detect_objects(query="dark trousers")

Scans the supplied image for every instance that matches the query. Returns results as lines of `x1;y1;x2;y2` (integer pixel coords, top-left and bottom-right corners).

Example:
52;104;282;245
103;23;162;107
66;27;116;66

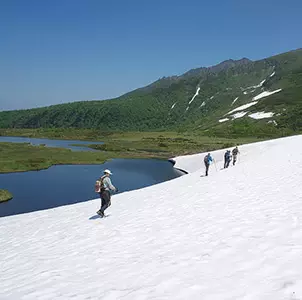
204;162;209;176
99;190;111;213
224;159;230;168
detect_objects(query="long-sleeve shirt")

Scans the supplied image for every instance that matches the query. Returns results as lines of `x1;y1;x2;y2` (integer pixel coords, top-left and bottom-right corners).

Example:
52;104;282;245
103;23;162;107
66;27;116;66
102;176;116;191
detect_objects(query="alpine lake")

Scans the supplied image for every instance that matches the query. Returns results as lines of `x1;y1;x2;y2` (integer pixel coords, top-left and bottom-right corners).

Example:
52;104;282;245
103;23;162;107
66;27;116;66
0;136;183;217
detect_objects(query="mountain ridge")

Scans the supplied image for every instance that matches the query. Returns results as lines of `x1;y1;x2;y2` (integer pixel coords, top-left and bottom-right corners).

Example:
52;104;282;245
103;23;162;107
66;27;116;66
0;48;301;137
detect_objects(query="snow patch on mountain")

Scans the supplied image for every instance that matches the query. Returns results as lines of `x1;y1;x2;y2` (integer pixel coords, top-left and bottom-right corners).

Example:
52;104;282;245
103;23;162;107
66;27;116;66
232;111;248;119
258;79;266;87
243;79;266;91
270;71;276;77
188;87;201;105
244;89;256;95
268;120;278;126
219;118;229;123
231;97;239;106
199;101;206;108
227;101;258;115
171;102;177;110
252;89;282;101
249;111;275;119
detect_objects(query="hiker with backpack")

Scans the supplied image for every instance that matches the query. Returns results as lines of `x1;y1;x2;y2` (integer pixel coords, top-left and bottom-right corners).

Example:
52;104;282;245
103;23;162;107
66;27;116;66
95;169;118;217
204;153;213;176
232;146;240;166
224;150;232;169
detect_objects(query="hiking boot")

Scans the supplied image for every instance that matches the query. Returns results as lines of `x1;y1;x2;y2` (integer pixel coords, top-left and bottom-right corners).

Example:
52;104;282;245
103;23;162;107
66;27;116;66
97;210;104;217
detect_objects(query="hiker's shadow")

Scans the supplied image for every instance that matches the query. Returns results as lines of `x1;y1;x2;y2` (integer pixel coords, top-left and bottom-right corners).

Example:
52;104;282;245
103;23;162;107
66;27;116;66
89;214;100;220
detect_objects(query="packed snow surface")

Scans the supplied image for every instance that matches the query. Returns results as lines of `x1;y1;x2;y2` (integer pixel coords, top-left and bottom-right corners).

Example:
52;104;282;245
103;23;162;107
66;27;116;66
253;89;282;101
1;135;302;300
227;101;258;115
249;111;275;119
188;87;200;105
270;71;276;77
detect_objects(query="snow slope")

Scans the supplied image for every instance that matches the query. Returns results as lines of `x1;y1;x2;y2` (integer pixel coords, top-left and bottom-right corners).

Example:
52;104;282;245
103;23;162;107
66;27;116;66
1;135;302;300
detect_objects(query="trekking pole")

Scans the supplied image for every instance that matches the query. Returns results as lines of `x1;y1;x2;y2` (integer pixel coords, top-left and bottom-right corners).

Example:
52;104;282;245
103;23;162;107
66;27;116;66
214;159;217;172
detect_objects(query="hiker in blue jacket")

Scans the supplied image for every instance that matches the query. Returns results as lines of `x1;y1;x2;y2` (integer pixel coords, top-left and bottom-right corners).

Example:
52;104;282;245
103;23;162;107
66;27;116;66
224;150;232;169
204;153;213;176
97;169;118;217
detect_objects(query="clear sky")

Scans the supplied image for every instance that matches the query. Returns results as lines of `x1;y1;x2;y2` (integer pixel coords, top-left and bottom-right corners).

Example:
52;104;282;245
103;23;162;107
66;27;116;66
0;0;301;111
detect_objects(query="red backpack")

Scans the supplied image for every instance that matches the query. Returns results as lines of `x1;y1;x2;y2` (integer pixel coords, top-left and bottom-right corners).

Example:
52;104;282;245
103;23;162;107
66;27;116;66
95;176;106;193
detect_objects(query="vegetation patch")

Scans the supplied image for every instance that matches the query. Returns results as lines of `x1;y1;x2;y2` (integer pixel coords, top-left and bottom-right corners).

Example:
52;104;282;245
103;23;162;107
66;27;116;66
0;141;115;173
0;129;261;173
0;189;13;202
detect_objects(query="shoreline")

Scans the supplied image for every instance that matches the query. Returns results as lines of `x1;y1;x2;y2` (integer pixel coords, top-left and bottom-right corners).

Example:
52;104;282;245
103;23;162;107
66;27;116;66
167;158;189;174
0;157;170;175
0;129;261;174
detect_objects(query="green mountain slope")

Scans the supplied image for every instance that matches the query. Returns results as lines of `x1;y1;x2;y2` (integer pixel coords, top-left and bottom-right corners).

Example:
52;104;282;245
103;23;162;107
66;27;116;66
0;48;301;136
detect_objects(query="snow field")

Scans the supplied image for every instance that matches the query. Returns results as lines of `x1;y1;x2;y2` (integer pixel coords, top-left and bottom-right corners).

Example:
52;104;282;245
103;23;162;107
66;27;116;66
1;135;302;300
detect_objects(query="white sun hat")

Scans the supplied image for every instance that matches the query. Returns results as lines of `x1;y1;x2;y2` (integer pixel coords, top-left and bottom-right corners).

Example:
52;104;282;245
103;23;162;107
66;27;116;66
103;169;112;175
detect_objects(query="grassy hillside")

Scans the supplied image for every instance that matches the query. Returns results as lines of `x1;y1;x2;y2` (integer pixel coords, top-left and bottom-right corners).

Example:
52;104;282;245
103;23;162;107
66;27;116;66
0;48;301;136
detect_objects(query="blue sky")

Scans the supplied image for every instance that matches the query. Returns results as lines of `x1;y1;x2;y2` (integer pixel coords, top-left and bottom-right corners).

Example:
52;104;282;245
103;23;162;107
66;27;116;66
0;0;301;111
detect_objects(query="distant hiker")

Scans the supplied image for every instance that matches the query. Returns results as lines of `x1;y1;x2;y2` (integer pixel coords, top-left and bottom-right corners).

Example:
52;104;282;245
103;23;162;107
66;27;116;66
204;153;213;176
224;150;232;169
95;169;118;217
232;146;240;166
